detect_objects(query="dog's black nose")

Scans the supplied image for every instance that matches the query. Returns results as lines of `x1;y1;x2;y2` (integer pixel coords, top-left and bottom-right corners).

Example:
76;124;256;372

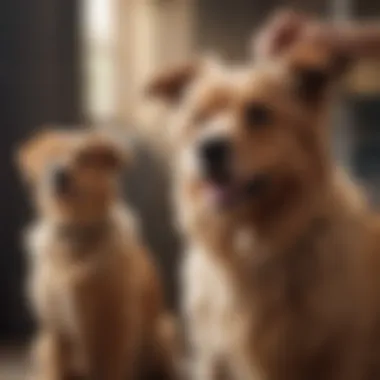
199;138;230;182
52;166;70;194
200;138;230;165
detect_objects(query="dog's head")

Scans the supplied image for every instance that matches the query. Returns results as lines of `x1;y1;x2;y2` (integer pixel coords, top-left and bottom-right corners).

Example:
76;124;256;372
16;129;128;224
146;21;351;225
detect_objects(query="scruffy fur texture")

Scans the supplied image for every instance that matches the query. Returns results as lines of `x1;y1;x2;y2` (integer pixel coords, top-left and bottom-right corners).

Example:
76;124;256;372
17;130;177;380
146;17;380;380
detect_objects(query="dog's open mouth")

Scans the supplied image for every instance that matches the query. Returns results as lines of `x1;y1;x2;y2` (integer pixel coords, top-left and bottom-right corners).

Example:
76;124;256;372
204;173;269;208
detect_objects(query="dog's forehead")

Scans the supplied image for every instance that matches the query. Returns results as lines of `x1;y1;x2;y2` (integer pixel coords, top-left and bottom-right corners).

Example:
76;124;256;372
236;64;287;99
30;131;92;167
75;133;117;155
191;62;287;107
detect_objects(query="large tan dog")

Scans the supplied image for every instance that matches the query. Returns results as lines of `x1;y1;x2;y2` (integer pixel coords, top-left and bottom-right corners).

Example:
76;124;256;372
146;14;380;380
17;129;176;380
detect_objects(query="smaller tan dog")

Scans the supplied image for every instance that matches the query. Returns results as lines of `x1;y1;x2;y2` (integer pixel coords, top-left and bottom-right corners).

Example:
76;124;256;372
17;129;176;380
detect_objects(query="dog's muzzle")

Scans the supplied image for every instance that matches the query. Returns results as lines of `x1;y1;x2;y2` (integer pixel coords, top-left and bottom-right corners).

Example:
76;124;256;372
199;137;231;184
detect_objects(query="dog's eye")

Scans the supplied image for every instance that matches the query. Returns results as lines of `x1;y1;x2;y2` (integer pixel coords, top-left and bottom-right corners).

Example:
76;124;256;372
244;102;273;129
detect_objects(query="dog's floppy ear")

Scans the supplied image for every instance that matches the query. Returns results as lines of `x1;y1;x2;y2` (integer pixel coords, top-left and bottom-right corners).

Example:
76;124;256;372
252;10;307;60
15;129;68;184
284;33;352;103
145;61;200;105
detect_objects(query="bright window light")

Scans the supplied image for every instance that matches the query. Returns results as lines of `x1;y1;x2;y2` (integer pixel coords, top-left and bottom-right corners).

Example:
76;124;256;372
82;0;117;122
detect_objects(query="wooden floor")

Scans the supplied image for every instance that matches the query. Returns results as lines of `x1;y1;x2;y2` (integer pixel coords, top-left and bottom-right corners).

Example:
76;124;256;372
0;345;29;380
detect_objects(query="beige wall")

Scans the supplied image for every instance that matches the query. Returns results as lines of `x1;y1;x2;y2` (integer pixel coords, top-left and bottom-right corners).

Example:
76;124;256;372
116;0;194;124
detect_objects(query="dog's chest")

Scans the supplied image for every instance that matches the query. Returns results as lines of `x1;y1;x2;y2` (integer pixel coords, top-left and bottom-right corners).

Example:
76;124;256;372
182;247;248;353
33;246;99;336
27;224;128;336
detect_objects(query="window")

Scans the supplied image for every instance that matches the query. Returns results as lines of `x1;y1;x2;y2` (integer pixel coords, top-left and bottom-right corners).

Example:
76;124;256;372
81;0;194;124
82;0;117;122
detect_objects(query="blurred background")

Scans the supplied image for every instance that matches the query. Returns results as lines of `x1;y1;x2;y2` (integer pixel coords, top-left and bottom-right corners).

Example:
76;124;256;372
1;0;380;377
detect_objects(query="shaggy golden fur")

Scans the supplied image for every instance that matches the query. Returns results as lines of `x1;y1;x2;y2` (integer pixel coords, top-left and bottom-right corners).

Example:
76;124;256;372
146;14;380;380
17;129;177;380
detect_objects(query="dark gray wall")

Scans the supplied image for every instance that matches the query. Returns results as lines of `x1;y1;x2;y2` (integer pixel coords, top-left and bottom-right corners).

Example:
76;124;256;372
350;97;380;205
0;0;81;340
126;147;180;310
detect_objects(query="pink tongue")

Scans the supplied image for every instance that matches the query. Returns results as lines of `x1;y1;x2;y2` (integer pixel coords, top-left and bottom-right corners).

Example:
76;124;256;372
205;184;234;206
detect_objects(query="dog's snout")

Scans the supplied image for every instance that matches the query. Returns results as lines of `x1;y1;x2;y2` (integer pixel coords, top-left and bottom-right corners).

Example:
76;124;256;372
200;138;230;166
52;166;71;194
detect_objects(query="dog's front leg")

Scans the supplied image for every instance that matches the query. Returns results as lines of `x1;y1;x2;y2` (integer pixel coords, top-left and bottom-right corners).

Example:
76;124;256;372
84;338;134;380
76;310;135;380
30;330;70;380
192;351;228;380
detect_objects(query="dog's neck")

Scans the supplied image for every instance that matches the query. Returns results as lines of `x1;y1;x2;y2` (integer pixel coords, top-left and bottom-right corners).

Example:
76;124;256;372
251;182;330;253
253;167;367;252
54;218;112;251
